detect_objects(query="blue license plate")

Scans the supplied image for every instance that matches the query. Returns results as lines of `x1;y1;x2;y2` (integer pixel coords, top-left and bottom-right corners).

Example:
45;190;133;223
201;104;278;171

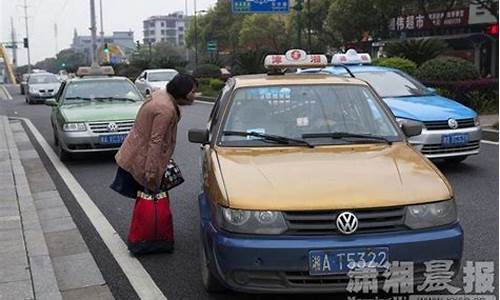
308;248;389;275
99;134;126;145
441;133;469;147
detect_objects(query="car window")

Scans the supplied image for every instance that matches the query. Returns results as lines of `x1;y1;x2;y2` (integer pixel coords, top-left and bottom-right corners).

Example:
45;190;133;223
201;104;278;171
148;71;178;82
28;74;59;84
354;71;431;98
220;84;399;146
62;80;142;103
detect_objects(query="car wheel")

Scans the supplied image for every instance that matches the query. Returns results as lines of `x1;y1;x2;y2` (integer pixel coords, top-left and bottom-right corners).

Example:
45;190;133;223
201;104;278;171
199;235;226;293
57;142;71;161
20;87;24;95
53;130;59;146
444;156;467;164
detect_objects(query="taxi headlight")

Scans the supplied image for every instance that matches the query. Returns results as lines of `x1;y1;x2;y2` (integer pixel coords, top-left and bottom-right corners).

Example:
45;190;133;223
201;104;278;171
395;117;424;129
216;206;287;235
404;200;457;229
63;123;87;132
474;116;480;127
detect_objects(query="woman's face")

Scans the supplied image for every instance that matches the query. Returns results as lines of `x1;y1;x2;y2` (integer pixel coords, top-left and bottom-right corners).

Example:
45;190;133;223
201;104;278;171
185;86;196;103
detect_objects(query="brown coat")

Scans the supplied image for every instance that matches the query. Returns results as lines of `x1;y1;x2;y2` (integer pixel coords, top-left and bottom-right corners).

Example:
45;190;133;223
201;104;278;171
115;90;179;190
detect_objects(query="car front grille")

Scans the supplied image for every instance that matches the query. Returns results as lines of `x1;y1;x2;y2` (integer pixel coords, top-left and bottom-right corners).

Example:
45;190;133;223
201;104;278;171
423;118;475;130
88;120;134;134
421;141;480;155
283;206;406;235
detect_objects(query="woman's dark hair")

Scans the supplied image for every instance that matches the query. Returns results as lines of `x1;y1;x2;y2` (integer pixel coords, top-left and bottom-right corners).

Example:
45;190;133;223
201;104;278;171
166;74;197;100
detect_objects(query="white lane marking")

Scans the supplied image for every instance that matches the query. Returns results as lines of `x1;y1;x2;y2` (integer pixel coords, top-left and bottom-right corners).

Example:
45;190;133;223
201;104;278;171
15;117;168;300
481;140;499;145
194;100;214;105
0;85;13;100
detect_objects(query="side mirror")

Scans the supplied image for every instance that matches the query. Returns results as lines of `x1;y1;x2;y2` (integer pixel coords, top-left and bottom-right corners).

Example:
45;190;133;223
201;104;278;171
45;98;57;106
188;128;209;144
401;120;423;137
426;87;437;94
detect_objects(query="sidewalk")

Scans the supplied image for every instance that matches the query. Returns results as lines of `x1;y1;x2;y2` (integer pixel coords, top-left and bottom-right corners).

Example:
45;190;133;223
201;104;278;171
0;116;113;300
479;114;499;142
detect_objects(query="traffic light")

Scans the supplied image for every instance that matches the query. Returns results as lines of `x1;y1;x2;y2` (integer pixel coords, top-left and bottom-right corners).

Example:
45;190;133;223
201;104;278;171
485;23;499;36
103;43;109;53
23;38;29;48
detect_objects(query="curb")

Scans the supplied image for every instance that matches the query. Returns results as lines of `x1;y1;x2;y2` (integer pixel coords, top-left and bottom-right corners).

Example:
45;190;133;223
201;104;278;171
2;116;63;300
195;96;216;103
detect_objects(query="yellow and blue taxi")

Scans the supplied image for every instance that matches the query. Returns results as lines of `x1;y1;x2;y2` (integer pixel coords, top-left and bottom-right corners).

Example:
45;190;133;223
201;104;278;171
188;50;462;293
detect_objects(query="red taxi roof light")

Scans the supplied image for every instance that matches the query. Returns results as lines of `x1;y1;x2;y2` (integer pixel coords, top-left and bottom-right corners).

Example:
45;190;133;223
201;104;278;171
332;49;372;65
264;49;328;73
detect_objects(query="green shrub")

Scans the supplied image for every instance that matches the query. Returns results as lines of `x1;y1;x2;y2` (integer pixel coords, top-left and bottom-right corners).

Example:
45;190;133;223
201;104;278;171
209;78;225;91
375;57;417;75
416;56;480;82
194;64;221;78
384;38;448;66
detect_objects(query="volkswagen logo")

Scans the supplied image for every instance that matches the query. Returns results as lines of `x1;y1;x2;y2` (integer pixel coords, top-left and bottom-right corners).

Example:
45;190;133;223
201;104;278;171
448;118;459;129
107;122;118;132
336;212;359;235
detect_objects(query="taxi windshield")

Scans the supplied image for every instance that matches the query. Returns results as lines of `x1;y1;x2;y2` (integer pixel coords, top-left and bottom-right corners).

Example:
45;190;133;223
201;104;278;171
28;74;59;84
220;84;400;146
354;71;432;98
148;71;178;82
63;80;142;103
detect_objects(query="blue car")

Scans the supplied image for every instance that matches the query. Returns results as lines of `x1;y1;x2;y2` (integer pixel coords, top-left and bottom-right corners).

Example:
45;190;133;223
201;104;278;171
302;50;481;163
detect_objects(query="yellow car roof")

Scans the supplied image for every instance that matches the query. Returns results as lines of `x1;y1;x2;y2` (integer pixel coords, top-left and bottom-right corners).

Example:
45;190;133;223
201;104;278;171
232;73;369;89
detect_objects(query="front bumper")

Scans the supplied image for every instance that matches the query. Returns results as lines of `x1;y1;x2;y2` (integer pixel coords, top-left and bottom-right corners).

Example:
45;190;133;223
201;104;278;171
28;93;55;102
409;126;481;159
59;130;128;153
202;217;463;293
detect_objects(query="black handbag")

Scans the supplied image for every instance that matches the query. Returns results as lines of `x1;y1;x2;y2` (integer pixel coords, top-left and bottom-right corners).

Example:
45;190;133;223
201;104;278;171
163;159;184;190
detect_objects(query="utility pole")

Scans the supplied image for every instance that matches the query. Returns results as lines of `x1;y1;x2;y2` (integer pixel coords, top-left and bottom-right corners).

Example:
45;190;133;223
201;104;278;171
185;0;189;62
10;17;17;67
89;0;98;66
307;0;312;53
293;0;303;49
194;0;198;70
54;23;58;54
22;0;32;73
99;0;104;46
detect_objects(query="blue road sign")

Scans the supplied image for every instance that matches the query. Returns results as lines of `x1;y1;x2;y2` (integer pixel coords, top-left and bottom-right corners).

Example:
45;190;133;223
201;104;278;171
232;0;289;14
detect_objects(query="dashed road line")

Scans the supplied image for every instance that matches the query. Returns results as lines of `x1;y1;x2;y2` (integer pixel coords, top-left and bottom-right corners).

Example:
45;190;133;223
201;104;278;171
14;117;168;300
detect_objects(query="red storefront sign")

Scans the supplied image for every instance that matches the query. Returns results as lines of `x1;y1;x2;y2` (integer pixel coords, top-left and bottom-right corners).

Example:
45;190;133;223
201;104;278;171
389;8;469;31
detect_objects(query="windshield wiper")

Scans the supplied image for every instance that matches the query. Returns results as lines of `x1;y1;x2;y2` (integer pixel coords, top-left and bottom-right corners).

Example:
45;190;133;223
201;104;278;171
64;97;91;101
223;131;315;148
93;97;137;102
302;132;392;144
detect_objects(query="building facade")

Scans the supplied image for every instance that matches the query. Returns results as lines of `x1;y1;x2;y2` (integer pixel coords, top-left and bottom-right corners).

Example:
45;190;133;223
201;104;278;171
142;12;187;46
71;30;135;64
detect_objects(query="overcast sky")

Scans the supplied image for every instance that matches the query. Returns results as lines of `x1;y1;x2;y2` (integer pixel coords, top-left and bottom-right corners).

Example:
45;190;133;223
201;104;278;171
1;0;217;66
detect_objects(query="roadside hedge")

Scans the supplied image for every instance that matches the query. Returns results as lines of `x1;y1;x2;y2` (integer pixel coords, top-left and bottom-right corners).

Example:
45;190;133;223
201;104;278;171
193;64;222;78
416;56;480;81
423;79;498;113
374;57;417;75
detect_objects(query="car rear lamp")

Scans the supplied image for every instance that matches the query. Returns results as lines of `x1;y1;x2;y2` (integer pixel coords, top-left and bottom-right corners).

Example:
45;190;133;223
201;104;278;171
332;49;372;65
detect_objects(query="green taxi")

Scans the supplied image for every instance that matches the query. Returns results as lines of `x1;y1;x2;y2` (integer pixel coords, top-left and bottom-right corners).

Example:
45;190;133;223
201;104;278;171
46;66;143;160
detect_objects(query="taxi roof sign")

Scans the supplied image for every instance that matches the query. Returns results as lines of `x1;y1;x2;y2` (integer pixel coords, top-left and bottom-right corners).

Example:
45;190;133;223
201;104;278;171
331;49;372;65
76;66;115;77
264;49;328;71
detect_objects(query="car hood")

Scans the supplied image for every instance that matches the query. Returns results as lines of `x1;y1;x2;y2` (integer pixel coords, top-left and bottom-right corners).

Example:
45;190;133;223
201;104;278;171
60;101;142;122
29;83;60;91
384;95;476;121
215;143;451;211
149;81;169;88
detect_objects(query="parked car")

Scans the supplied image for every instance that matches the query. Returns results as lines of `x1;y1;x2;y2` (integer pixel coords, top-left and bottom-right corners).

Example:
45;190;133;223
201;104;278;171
25;73;61;104
188;50;462;294
46;66;143;161
134;68;178;96
301;49;481;163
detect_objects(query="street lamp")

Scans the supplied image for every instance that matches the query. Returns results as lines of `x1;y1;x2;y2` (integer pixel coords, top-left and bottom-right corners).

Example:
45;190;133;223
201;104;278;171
194;7;207;71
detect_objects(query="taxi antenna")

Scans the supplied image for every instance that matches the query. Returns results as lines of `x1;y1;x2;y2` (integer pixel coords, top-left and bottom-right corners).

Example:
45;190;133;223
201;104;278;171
336;64;356;78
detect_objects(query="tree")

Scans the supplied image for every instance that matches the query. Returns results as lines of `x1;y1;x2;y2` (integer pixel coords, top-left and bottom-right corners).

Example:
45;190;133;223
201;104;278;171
151;42;187;70
384;38;449;66
56;49;86;73
239;15;289;52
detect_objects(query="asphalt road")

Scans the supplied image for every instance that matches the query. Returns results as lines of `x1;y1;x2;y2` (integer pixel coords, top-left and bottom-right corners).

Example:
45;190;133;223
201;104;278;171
1;84;498;300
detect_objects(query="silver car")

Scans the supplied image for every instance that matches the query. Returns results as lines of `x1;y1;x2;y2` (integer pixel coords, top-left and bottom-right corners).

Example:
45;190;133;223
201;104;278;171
134;69;178;96
25;73;61;104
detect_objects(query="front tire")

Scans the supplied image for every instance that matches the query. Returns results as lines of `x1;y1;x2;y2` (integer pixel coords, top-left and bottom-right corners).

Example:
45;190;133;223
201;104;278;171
199;235;225;293
57;142;71;161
